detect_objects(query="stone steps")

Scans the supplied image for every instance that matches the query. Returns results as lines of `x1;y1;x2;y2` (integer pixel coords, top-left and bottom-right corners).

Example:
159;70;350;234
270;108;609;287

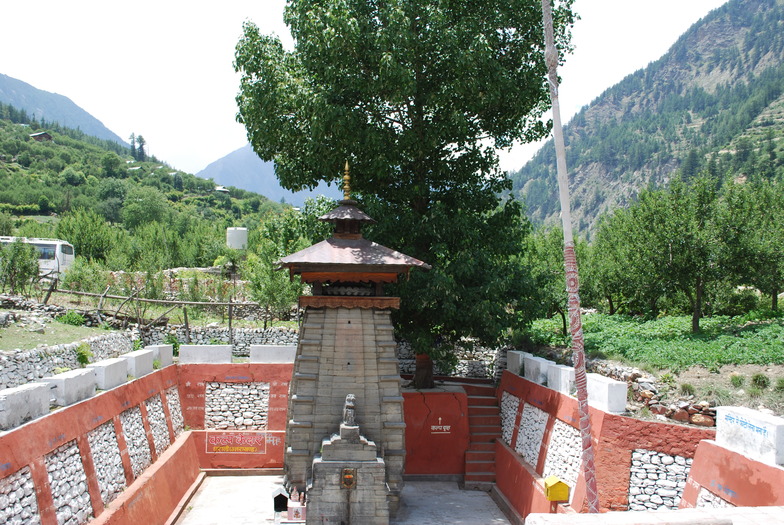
463;385;501;488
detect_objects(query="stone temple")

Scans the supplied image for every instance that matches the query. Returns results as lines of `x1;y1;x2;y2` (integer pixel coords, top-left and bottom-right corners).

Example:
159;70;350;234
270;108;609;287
277;168;430;524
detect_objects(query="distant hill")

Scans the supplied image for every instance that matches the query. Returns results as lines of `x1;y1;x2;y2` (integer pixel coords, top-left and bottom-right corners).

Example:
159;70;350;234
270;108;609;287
196;143;341;207
511;0;784;237
0;73;127;146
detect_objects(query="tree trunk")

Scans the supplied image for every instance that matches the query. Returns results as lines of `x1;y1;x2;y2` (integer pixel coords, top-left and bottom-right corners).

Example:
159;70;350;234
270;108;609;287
557;307;567;336
772;287;779;311
692;278;703;333
606;295;615;315
413;353;435;389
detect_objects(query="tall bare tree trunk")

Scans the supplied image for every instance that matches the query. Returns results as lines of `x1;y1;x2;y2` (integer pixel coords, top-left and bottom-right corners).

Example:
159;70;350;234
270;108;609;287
541;0;600;513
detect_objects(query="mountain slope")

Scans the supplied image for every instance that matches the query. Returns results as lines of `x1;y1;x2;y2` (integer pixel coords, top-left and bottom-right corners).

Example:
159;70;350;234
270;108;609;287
0;73;127;146
511;0;784;236
196;144;341;207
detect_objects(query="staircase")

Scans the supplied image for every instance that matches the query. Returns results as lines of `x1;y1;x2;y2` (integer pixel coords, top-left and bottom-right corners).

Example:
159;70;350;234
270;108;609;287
461;381;501;491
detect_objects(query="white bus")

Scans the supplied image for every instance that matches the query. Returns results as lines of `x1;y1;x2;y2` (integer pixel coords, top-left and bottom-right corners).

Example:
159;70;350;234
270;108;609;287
0;237;76;277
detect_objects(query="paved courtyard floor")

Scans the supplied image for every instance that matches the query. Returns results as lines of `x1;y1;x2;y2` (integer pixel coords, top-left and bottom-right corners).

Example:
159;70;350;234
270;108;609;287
174;475;510;525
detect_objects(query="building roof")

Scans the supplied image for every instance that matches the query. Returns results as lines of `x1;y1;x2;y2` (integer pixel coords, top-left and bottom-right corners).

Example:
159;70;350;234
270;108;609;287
278;236;430;275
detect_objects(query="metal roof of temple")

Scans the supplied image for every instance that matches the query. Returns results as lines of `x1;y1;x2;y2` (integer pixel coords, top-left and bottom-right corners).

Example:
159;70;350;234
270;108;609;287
277;236;431;273
318;199;376;223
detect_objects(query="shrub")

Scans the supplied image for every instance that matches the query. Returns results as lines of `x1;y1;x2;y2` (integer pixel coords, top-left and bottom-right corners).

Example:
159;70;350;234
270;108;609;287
75;343;93;367
747;386;763;399
751;373;770;389
163;333;180;356
56;311;86;326
679;383;695;396
775;378;784;393
730;374;744;388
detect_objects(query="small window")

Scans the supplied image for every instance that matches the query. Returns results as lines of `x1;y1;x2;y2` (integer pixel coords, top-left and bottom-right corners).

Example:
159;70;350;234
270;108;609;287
36;244;56;260
61;244;74;255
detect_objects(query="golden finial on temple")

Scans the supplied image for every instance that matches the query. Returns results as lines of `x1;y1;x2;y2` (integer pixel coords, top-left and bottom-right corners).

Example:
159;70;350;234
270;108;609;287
343;160;351;200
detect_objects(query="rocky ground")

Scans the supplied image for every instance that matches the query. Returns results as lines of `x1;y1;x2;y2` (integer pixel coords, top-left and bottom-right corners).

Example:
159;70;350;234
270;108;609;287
536;344;784;426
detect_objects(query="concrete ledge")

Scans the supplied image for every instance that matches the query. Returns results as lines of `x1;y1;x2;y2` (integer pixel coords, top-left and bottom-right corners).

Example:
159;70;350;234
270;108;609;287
587;373;627;414
523;355;552;385
179;345;233;364
87;357;128;390
547;364;575;395
506;351;531;376
0;382;50;430
120;349;155;378
145;344;174;368
39;368;96;406
249;345;296;363
716;406;784;466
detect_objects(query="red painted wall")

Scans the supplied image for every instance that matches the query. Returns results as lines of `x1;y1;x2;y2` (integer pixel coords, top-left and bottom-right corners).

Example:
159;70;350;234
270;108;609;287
403;389;470;475
90;433;200;525
681;439;784;508
494;371;715;517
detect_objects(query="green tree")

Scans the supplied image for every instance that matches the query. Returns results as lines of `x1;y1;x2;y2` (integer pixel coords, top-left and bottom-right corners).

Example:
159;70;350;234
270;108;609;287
55;208;116;262
0;239;38;295
0;211;14;236
719;180;784;310
245;238;307;329
121;186;171;230
235;0;573;386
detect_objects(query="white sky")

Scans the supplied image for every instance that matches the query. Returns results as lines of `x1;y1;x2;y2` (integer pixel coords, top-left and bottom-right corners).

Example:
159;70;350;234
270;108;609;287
0;0;727;175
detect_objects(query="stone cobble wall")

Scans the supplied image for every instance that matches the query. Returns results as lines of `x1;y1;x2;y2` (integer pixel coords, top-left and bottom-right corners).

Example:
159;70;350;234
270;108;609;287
628;449;692;511
142;326;297;355
86;421;125;505
144;394;170;457
396;341;507;381
120;406;151;479
696;487;735;508
500;391;520;445
0;333;134;390
0;465;40;525
515;403;549;467
166;387;184;435
543;419;581;490
204;382;270;430
45;440;92;525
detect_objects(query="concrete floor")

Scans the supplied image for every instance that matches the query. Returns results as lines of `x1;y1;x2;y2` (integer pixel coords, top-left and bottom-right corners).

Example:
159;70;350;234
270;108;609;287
174;476;511;525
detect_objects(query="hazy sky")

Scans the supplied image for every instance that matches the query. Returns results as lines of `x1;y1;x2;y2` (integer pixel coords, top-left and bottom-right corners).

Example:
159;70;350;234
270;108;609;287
1;0;727;175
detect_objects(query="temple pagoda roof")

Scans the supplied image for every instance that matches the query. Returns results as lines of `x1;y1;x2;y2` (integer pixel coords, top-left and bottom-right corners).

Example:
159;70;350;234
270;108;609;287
278;236;430;275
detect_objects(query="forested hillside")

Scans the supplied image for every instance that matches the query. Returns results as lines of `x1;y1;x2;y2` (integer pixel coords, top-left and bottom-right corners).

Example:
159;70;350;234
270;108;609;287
0;102;287;272
512;0;784;236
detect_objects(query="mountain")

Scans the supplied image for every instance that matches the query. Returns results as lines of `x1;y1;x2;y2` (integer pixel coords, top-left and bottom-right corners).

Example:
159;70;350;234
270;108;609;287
196;143;341;207
0;73;127;146
511;0;784;237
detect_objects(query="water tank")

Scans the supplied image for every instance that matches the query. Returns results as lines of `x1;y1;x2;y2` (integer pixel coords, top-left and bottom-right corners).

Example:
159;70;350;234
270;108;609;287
226;227;248;250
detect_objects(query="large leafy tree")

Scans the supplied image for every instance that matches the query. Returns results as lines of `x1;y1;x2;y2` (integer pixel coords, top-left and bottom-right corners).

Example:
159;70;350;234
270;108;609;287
235;0;574;384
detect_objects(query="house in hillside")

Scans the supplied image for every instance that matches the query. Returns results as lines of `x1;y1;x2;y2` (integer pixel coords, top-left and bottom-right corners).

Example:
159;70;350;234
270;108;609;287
29;131;52;142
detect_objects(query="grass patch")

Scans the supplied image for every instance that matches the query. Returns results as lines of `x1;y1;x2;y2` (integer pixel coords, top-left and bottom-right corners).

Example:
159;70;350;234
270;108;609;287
0;323;108;351
527;314;784;370
751;373;771;389
730;374;745;388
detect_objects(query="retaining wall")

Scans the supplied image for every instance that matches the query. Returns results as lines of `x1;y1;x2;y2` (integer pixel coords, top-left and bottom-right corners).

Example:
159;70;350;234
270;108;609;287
494;371;715;519
0;333;134;390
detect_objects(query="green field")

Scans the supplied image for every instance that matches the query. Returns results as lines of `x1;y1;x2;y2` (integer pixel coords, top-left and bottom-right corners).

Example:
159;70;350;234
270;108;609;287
528;312;784;372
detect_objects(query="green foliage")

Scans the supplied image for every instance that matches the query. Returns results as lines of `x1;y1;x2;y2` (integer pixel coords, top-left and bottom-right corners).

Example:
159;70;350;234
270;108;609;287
235;0;574;359
75;343;93;367
679;383;695;396
57;311;86;326
244;238;306;329
0;238;38;294
61;257;110;293
747;386;763;399
0;211;13;235
730;374;745;388
530;313;784;371
751;373;770;389
775;378;784;393
163;333;180;356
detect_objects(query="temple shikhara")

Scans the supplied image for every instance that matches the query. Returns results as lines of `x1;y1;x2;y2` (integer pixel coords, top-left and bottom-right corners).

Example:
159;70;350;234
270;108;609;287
278;164;430;523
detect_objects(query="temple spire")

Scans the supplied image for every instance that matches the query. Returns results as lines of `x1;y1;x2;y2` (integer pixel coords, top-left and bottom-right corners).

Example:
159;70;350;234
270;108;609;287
343;160;351;201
